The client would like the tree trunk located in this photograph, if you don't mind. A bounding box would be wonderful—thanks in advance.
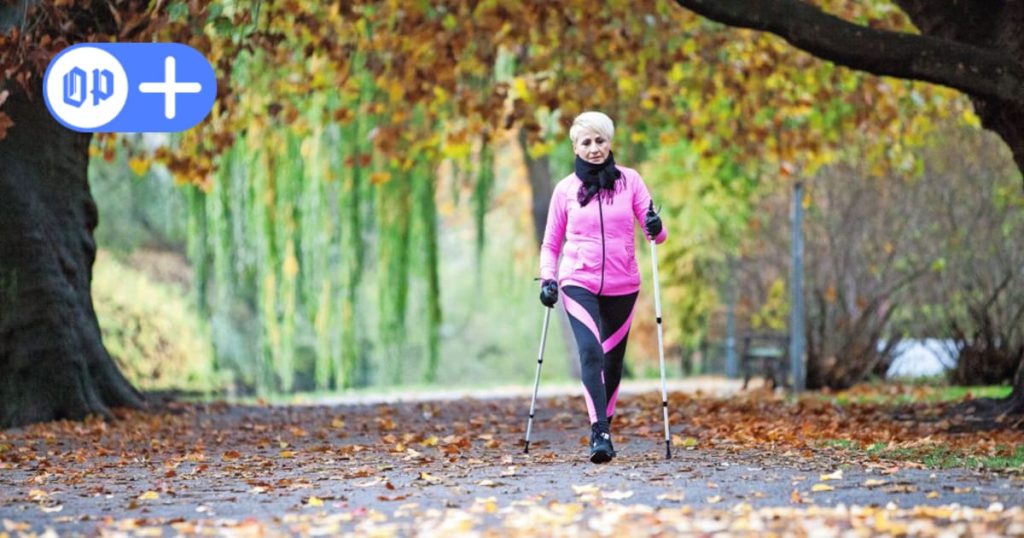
[0,90,145,428]
[518,129,581,380]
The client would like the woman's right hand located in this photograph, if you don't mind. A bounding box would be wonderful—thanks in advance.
[539,279,558,307]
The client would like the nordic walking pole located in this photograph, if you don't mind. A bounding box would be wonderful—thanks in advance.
[524,306,552,454]
[648,201,672,459]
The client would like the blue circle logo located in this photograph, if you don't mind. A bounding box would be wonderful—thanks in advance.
[43,43,217,133]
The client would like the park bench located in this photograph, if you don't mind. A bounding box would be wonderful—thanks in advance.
[741,332,789,390]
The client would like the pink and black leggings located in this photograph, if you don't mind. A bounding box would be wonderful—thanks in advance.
[562,285,638,427]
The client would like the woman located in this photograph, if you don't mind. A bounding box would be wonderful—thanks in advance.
[538,111,666,464]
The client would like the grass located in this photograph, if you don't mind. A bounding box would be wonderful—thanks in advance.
[815,439,1024,470]
[826,383,1013,407]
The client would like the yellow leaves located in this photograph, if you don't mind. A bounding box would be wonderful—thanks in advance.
[667,63,685,84]
[512,77,531,104]
[671,435,698,448]
[527,140,553,159]
[138,491,160,501]
[279,450,296,458]
[370,171,391,185]
[331,417,345,429]
[128,157,150,176]
[617,76,638,97]
[962,107,981,129]
[811,484,835,492]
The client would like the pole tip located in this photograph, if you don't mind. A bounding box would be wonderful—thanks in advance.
[665,440,671,459]
[524,441,530,454]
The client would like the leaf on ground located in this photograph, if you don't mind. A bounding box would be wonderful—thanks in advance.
[811,484,834,492]
[863,479,887,487]
[706,495,722,504]
[604,490,634,500]
[790,489,802,504]
[418,472,442,484]
[571,484,599,495]
[138,491,159,500]
[657,491,685,502]
[819,470,843,481]
[306,496,323,507]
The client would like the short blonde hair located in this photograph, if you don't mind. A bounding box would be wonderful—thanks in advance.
[570,111,615,145]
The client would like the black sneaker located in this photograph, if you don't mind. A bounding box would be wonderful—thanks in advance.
[589,423,614,464]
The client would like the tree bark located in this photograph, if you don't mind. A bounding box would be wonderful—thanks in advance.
[0,90,145,428]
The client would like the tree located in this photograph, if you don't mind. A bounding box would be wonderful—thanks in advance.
[0,1,165,426]
[672,0,1024,413]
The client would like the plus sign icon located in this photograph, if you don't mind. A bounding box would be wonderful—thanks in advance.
[43,43,216,132]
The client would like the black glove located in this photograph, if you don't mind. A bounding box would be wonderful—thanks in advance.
[645,201,663,238]
[539,279,558,308]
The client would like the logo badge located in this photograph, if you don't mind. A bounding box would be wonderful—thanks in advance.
[43,43,216,133]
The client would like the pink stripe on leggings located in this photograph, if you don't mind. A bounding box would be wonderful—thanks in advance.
[582,382,598,423]
[601,304,635,354]
[606,386,620,418]
[562,292,600,344]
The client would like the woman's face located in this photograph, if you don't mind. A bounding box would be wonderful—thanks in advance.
[573,127,611,164]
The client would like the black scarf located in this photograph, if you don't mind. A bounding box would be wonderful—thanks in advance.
[575,152,621,206]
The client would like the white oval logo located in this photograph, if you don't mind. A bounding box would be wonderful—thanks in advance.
[44,46,129,129]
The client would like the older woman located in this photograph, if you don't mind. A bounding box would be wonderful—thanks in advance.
[538,111,666,463]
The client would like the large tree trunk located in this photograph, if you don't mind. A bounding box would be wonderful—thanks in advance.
[518,129,581,380]
[0,91,145,428]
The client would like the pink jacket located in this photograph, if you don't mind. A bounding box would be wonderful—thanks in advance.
[540,165,667,295]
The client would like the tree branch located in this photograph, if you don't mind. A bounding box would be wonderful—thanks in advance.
[673,0,1024,105]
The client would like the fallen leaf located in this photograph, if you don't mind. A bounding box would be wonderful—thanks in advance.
[811,484,834,492]
[604,490,633,500]
[927,491,940,499]
[571,484,600,495]
[820,470,843,481]
[138,491,160,501]
[656,491,685,502]
[706,495,722,504]
[477,480,497,487]
[419,472,442,484]
[306,496,323,507]
[863,479,888,487]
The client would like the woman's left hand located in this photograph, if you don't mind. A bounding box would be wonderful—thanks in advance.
[644,202,662,238]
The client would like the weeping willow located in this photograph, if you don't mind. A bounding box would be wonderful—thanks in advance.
[182,37,458,394]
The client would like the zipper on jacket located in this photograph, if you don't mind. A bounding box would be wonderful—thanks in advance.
[597,198,606,294]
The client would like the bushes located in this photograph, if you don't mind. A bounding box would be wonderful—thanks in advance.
[92,250,217,392]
